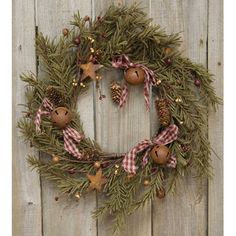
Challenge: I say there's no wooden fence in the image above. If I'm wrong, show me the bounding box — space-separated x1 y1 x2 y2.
13 0 223 235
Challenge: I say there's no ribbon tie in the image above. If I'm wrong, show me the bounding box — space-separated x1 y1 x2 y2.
34 98 54 132
112 55 156 110
34 98 84 159
122 124 179 174
63 127 84 159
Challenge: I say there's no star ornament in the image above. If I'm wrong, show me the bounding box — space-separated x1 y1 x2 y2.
86 169 107 192
80 61 103 81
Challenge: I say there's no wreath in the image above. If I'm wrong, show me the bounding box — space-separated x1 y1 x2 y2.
18 4 220 232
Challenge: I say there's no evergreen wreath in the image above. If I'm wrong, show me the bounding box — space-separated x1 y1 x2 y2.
18 4 220 232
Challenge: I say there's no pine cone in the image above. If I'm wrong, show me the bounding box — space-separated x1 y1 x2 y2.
110 81 122 104
155 98 171 126
46 86 65 106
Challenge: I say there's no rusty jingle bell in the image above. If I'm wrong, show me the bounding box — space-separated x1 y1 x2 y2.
124 67 145 85
51 107 72 129
150 145 171 165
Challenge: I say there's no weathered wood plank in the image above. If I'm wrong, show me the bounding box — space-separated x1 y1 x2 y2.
12 0 42 236
37 1 96 235
94 1 152 236
208 0 223 235
151 1 208 235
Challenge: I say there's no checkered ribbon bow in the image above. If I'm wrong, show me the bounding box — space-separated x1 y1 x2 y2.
34 98 84 159
122 124 179 174
112 55 156 110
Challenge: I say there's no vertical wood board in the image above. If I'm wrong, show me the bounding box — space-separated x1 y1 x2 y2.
37 1 96 235
208 0 223 235
151 1 208 235
94 1 152 236
12 0 42 236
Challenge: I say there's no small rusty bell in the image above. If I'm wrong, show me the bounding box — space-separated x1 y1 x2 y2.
124 67 145 85
150 145 171 165
51 107 72 129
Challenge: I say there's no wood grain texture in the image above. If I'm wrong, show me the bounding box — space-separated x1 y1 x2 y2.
94 1 151 235
208 0 223 235
12 0 42 236
37 1 96 235
151 1 208 235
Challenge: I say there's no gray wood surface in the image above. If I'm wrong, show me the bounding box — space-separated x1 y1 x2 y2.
208 0 223 235
12 0 42 235
94 1 151 235
36 1 96 236
13 0 223 235
151 1 208 235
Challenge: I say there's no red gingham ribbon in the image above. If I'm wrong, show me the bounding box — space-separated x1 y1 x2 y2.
119 82 129 107
112 55 156 110
122 124 179 174
34 98 54 132
34 98 84 159
63 127 84 159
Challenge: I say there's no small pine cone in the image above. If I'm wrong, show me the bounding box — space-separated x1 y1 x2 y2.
155 98 171 126
110 81 122 104
46 86 65 106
